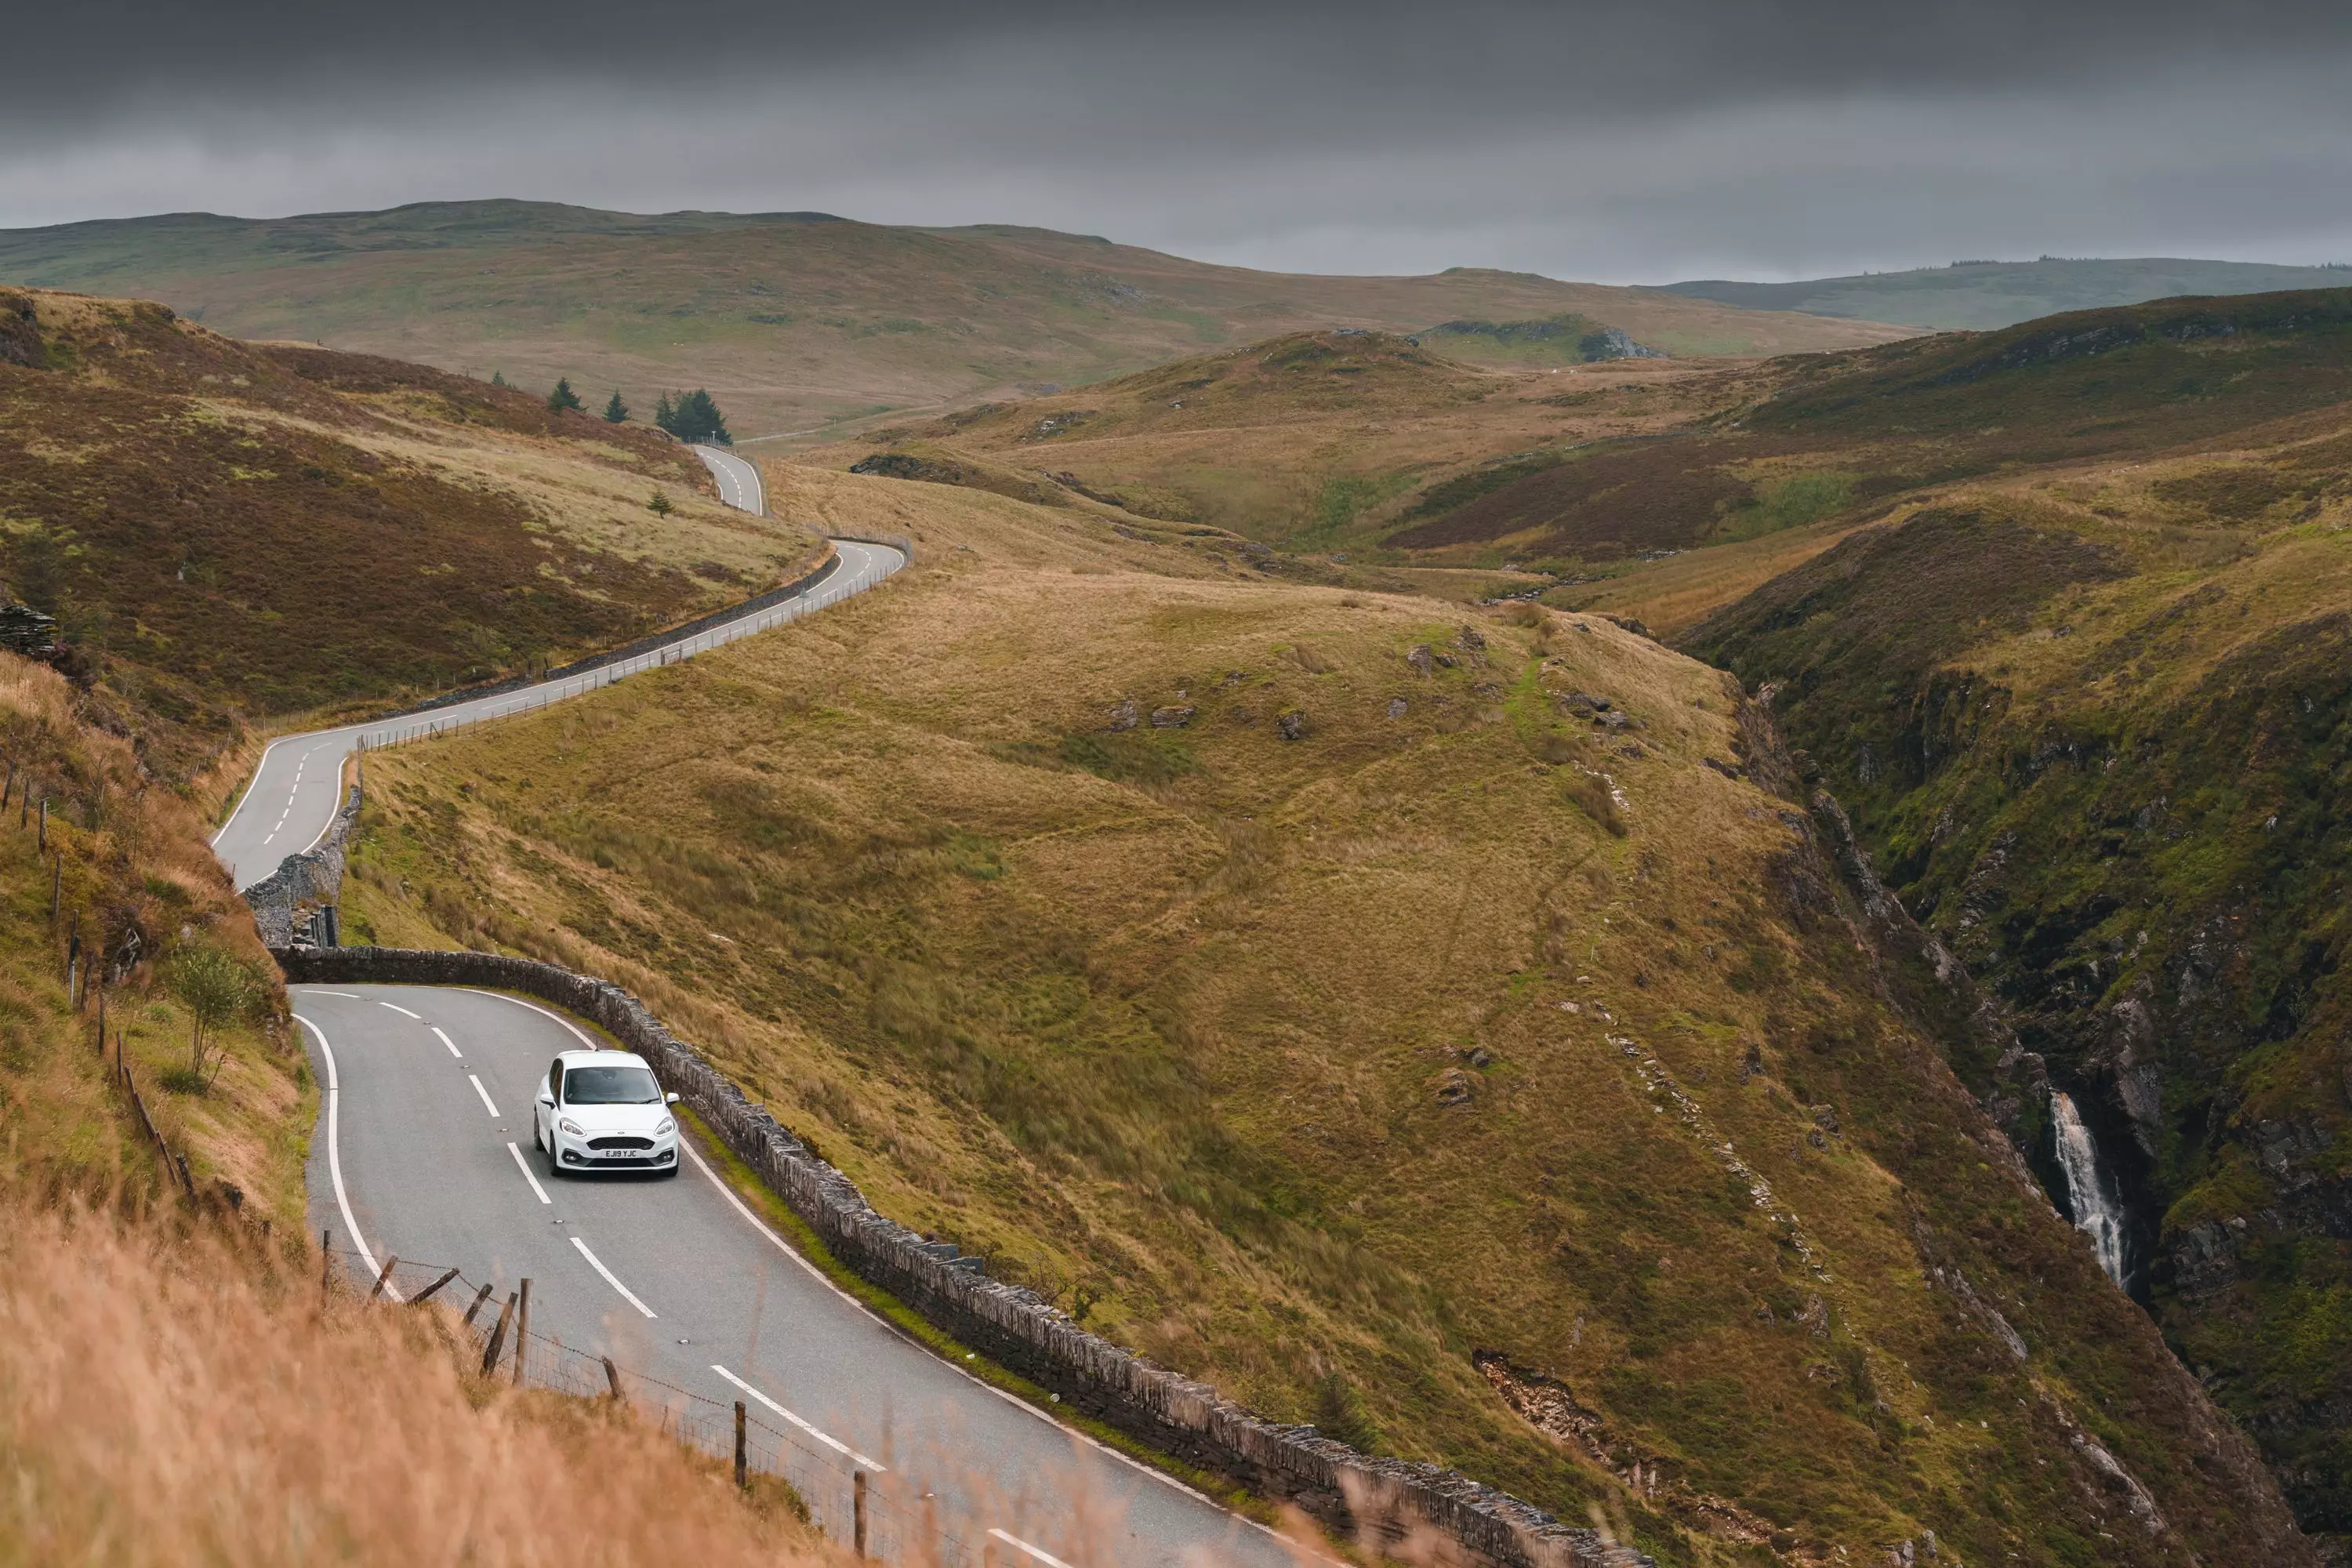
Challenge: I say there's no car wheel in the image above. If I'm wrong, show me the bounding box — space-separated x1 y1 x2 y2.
532 1120 543 1153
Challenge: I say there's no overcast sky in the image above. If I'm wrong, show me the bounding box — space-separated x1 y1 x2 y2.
9 1 2352 282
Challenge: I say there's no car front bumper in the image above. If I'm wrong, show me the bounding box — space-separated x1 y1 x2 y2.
554 1132 679 1171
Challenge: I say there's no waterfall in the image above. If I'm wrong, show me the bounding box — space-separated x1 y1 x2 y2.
2051 1091 2128 1286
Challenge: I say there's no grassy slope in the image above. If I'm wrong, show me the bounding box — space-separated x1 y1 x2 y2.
342 461 2304 1566
814 330 1738 557
1678 295 2352 1543
0 659 834 1568
0 287 820 777
1653 259 2352 331
0 201 1911 439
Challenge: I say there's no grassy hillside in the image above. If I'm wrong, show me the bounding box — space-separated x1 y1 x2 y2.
1655 258 2352 332
0 201 1911 440
1670 292 2352 1545
812 328 1740 556
0 287 821 777
0 648 837 1567
341 460 2308 1565
1361 285 2352 586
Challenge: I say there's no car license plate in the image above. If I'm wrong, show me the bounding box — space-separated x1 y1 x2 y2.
602 1149 645 1160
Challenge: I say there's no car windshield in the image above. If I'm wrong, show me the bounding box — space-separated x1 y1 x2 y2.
563 1065 662 1105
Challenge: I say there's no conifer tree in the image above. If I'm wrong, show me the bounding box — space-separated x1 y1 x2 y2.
653 392 676 434
602 390 629 423
490 370 506 387
665 388 732 445
546 377 585 414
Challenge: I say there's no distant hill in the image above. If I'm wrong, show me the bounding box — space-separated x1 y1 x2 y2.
1652 256 2352 331
0 200 1908 438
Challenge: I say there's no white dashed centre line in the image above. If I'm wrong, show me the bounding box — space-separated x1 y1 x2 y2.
506 1142 551 1204
986 1530 1073 1567
710 1366 885 1470
378 1002 421 1019
572 1236 658 1318
430 1026 462 1059
467 1075 502 1118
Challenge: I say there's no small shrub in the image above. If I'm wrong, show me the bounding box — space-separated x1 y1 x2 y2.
165 946 258 1089
1565 770 1628 837
647 491 675 517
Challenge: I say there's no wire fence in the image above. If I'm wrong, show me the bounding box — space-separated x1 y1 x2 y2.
328 1247 976 1565
354 544 901 753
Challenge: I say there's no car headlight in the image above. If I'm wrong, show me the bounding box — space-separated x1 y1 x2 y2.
559 1118 583 1136
656 1118 676 1136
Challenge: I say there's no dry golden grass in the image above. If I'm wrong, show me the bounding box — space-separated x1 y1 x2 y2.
339 474 2294 1565
0 654 310 1225
808 336 1740 554
1551 515 1883 637
0 1199 837 1568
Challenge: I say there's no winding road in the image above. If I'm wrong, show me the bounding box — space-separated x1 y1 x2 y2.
213 446 901 891
241 443 1299 1564
296 985 1293 1567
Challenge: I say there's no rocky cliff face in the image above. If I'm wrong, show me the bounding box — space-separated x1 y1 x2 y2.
1689 504 2352 1542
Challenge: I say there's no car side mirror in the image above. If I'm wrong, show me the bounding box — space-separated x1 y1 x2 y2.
666 1092 681 1105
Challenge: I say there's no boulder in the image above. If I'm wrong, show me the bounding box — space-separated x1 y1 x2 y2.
1276 710 1308 742
1406 644 1436 677
1107 698 1139 731
1150 706 1196 728
1386 698 1408 720
1436 1069 1474 1106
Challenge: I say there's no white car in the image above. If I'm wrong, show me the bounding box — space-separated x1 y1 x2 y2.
532 1050 682 1176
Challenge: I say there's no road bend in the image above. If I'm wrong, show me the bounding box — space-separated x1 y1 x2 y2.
296 985 1298 1568
214 445 898 890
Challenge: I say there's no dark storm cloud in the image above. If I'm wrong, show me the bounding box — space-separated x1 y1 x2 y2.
8 2 2352 280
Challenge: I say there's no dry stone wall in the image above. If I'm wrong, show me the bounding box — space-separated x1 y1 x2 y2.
271 940 1646 1568
244 783 361 947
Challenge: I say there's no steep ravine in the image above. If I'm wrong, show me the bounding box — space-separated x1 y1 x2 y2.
1689 503 2352 1541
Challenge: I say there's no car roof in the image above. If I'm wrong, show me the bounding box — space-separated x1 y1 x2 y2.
556 1049 649 1068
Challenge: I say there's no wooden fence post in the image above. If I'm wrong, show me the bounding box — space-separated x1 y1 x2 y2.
49 855 58 919
408 1267 460 1306
462 1281 495 1327
481 1291 516 1376
368 1254 401 1301
38 798 45 852
513 1278 531 1386
734 1400 748 1490
602 1356 623 1401
854 1470 868 1556
321 1229 332 1296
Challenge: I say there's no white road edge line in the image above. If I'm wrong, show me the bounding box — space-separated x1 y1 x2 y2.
709 1364 884 1471
457 988 600 1048
988 1530 1075 1568
571 1236 658 1318
467 1075 502 1118
292 1014 401 1303
431 1026 463 1059
296 988 361 999
210 736 285 845
677 1140 1223 1508
378 1001 421 1019
506 1142 552 1205
435 991 1244 1518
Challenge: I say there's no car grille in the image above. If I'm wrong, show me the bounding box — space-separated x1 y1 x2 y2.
586 1136 656 1151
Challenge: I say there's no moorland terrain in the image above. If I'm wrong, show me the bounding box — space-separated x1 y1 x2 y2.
0 201 1908 439
5 250 2352 1564
749 285 2352 1552
1655 257 2352 332
339 438 2307 1561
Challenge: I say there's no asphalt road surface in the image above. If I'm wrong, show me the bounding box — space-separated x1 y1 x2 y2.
213 445 900 890
295 984 1298 1568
